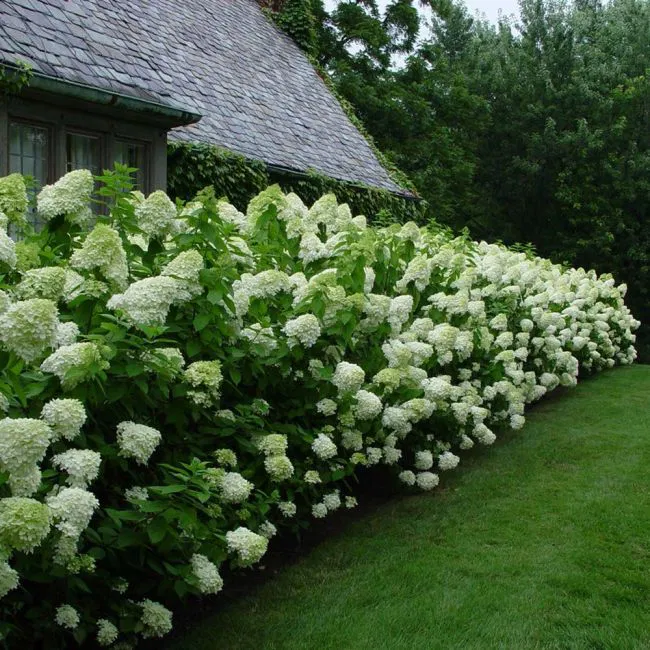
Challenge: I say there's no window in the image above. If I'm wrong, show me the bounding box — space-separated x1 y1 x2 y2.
9 121 51 231
66 132 101 175
3 100 161 220
114 139 148 190
9 122 50 185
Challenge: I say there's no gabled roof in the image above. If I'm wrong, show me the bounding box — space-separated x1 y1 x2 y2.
0 0 403 193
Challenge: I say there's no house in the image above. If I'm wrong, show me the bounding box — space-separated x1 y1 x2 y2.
0 0 403 202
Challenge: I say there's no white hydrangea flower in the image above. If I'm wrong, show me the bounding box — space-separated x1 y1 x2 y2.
38 170 93 225
316 398 337 417
258 521 277 539
474 423 497 445
116 422 162 465
184 360 223 407
226 527 268 566
40 342 108 389
15 267 67 301
489 313 509 331
0 175 28 224
402 398 435 423
142 347 185 376
459 435 474 450
383 445 402 465
345 496 358 509
124 486 149 502
54 321 80 348
366 447 383 465
0 496 52 553
251 398 270 415
190 554 224 595
395 254 432 292
388 295 414 333
70 224 129 289
304 470 321 484
298 233 329 263
283 314 321 348
219 472 253 503
495 332 514 349
0 298 59 362
428 323 459 357
510 414 526 430
415 450 434 471
62 269 104 302
139 599 173 638
41 399 86 441
323 491 341 512
312 503 328 518
438 451 460 471
0 418 51 496
241 323 277 355
161 250 204 298
363 267 375 293
278 501 297 517
215 410 236 422
107 276 188 327
399 470 416 486
312 433 337 460
51 449 101 488
382 406 412 437
55 604 80 630
97 619 119 646
353 390 383 420
332 361 365 395
416 472 440 491
264 455 294 481
421 376 453 401
258 434 288 456
47 486 99 541
0 560 19 599
218 201 248 232
0 289 9 314
341 429 363 451
134 190 177 238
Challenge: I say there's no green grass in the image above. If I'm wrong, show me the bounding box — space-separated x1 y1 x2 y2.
169 366 650 650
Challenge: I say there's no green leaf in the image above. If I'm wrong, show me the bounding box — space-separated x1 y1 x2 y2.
126 363 144 377
193 313 211 332
187 339 202 357
149 484 187 495
147 517 168 544
116 530 142 548
229 367 241 385
174 579 189 598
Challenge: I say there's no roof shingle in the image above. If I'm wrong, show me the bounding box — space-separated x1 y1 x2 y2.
0 0 402 192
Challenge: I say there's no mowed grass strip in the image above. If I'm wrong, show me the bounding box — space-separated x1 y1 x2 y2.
169 366 650 650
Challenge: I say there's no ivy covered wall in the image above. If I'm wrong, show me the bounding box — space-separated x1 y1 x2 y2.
167 142 427 225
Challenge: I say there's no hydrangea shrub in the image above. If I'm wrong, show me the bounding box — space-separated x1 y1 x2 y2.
0 167 639 647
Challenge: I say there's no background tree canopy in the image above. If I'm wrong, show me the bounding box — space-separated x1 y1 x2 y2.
265 0 650 358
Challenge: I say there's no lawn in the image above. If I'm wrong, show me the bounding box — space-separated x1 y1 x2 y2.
168 366 650 650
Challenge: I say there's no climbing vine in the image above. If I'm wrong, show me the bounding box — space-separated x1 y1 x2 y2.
167 142 426 225
0 61 32 97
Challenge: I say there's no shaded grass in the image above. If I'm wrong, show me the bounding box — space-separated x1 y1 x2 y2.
168 366 650 650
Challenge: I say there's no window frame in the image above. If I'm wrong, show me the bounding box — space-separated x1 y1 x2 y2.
113 136 151 191
65 128 104 176
1 97 165 195
7 117 55 187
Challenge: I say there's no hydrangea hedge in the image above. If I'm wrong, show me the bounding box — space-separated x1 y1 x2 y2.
0 168 639 647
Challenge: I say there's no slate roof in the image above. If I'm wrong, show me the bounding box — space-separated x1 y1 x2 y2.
0 0 404 193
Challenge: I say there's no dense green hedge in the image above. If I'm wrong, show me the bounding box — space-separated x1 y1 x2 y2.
167 142 427 227
0 167 639 647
